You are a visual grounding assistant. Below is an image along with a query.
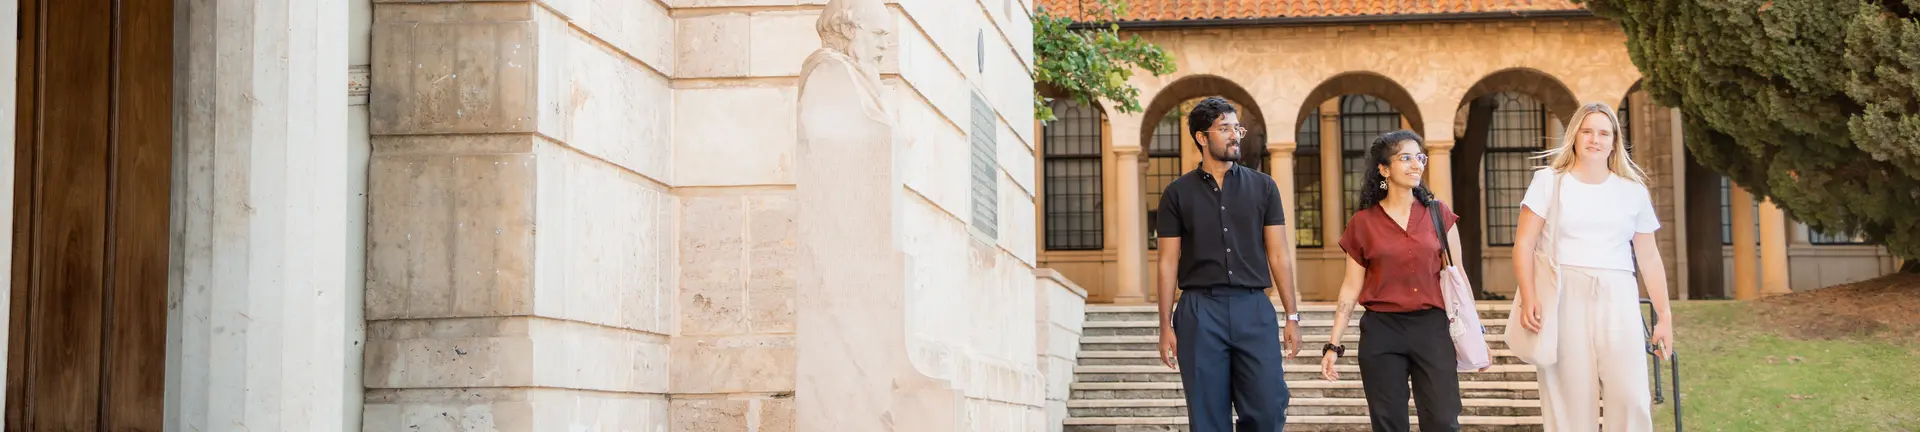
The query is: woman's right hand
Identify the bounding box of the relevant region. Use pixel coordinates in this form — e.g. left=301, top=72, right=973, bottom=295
left=1519, top=298, right=1543, bottom=333
left=1320, top=353, right=1339, bottom=381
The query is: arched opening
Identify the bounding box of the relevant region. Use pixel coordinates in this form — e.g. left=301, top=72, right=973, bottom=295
left=1292, top=72, right=1423, bottom=300
left=1452, top=68, right=1579, bottom=296
left=1138, top=75, right=1270, bottom=251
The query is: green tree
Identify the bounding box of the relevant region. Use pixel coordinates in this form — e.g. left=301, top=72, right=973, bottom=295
left=1577, top=0, right=1920, bottom=271
left=1032, top=0, right=1175, bottom=122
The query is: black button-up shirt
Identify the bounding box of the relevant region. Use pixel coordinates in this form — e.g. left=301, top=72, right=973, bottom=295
left=1155, top=163, right=1287, bottom=290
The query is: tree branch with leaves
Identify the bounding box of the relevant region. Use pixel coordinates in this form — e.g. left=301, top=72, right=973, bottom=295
left=1033, top=0, right=1175, bottom=122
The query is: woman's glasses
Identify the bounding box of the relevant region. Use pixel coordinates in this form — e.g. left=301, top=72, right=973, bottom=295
left=1393, top=153, right=1429, bottom=165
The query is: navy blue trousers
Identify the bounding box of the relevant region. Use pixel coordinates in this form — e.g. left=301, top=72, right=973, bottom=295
left=1173, top=286, right=1290, bottom=432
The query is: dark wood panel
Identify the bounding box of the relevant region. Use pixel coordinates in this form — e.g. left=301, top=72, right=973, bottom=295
left=30, top=0, right=117, bottom=429
left=103, top=0, right=172, bottom=428
left=6, top=0, right=43, bottom=428
left=7, top=0, right=172, bottom=428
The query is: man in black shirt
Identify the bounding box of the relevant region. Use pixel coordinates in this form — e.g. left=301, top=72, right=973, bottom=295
left=1155, top=96, right=1301, bottom=431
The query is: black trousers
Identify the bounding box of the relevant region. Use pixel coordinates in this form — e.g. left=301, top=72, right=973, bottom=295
left=1358, top=308, right=1462, bottom=432
left=1173, top=286, right=1290, bottom=432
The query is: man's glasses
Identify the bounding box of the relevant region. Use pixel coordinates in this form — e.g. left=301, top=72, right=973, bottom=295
left=1207, top=125, right=1248, bottom=136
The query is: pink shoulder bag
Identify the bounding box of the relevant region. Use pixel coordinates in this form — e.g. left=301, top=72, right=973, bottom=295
left=1430, top=200, right=1491, bottom=371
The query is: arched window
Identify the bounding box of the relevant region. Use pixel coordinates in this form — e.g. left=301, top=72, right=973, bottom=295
left=1145, top=109, right=1182, bottom=249
left=1340, top=95, right=1401, bottom=218
left=1484, top=92, right=1551, bottom=246
left=1043, top=99, right=1104, bottom=250
left=1295, top=108, right=1324, bottom=247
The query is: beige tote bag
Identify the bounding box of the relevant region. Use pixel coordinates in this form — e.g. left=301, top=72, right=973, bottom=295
left=1506, top=172, right=1564, bottom=366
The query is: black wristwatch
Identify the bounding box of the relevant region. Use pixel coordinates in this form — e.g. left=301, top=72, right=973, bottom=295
left=1322, top=343, right=1346, bottom=357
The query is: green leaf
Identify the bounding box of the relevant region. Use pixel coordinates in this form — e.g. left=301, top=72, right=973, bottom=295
left=1032, top=0, right=1175, bottom=123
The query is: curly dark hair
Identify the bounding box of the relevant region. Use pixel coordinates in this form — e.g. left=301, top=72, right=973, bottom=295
left=1355, top=129, right=1436, bottom=211
left=1186, top=97, right=1237, bottom=151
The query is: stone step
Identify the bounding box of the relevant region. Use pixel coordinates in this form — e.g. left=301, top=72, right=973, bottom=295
left=1086, top=304, right=1515, bottom=314
left=1069, top=380, right=1539, bottom=401
left=1081, top=319, right=1510, bottom=337
left=1079, top=334, right=1513, bottom=353
left=1084, top=304, right=1514, bottom=323
left=1063, top=415, right=1544, bottom=432
left=1074, top=365, right=1539, bottom=383
left=1074, top=349, right=1530, bottom=367
left=1067, top=398, right=1542, bottom=418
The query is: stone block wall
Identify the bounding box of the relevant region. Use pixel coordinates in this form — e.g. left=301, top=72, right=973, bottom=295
left=668, top=2, right=812, bottom=431
left=887, top=0, right=1048, bottom=429
left=1034, top=270, right=1089, bottom=432
left=672, top=192, right=798, bottom=431
left=365, top=2, right=675, bottom=430
left=364, top=0, right=1042, bottom=430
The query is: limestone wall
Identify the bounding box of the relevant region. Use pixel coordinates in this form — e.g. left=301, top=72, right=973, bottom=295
left=364, top=2, right=675, bottom=429
left=363, top=0, right=1045, bottom=429
left=889, top=0, right=1048, bottom=428
left=669, top=1, right=809, bottom=428
left=1034, top=270, right=1088, bottom=432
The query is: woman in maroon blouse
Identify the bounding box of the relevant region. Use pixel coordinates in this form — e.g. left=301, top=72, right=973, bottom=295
left=1317, top=130, right=1476, bottom=432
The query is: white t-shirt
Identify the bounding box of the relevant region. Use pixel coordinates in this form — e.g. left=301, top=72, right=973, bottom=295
left=1519, top=168, right=1660, bottom=272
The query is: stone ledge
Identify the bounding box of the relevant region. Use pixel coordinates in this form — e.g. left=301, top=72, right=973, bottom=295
left=1036, top=268, right=1089, bottom=299
left=364, top=316, right=669, bottom=393
left=364, top=387, right=668, bottom=431
left=963, top=356, right=1047, bottom=408
left=668, top=334, right=797, bottom=394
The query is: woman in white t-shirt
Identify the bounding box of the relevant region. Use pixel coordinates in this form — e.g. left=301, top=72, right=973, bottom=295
left=1511, top=102, right=1673, bottom=432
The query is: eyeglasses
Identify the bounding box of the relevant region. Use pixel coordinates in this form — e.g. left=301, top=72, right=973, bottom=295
left=1207, top=125, right=1249, bottom=136
left=1394, top=154, right=1429, bottom=165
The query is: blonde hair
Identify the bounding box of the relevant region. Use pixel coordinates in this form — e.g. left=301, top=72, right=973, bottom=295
left=1536, top=101, right=1647, bottom=184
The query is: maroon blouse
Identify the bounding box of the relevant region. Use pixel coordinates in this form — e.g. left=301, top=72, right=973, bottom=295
left=1337, top=201, right=1459, bottom=313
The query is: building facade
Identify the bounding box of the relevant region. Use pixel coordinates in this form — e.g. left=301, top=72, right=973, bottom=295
left=0, top=0, right=1083, bottom=431
left=1032, top=0, right=1903, bottom=305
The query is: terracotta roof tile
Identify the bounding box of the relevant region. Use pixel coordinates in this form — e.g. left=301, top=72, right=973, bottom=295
left=1037, top=0, right=1585, bottom=22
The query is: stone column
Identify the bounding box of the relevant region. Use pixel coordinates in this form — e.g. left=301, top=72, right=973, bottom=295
left=1268, top=141, right=1298, bottom=297
left=1730, top=186, right=1759, bottom=300
left=1759, top=198, right=1792, bottom=296
left=1114, top=146, right=1148, bottom=304
left=1427, top=140, right=1455, bottom=204
left=1319, top=100, right=1344, bottom=250
left=362, top=3, right=675, bottom=430
left=165, top=0, right=351, bottom=430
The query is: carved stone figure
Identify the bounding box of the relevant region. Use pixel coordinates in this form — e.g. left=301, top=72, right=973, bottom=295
left=797, top=1, right=961, bottom=431
left=800, top=0, right=891, bottom=120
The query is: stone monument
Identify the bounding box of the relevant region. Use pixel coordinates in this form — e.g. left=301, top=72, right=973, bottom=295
left=795, top=0, right=961, bottom=431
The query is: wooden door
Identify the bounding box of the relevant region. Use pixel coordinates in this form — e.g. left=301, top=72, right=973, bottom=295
left=6, top=0, right=172, bottom=429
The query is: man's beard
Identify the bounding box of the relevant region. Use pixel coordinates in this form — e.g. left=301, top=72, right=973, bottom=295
left=1209, top=139, right=1242, bottom=162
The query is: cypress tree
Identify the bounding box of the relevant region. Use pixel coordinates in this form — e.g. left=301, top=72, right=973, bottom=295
left=1579, top=0, right=1920, bottom=270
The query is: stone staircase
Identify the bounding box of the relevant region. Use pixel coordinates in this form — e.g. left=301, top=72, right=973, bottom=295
left=1064, top=303, right=1544, bottom=432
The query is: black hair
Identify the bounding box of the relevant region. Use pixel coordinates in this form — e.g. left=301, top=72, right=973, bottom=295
left=1355, top=129, right=1436, bottom=211
left=1187, top=96, right=1237, bottom=150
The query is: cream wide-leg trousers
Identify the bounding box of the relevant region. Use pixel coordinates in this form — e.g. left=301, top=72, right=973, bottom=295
left=1536, top=265, right=1653, bottom=432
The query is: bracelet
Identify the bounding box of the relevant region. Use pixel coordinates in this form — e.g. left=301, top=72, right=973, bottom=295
left=1322, top=343, right=1345, bottom=357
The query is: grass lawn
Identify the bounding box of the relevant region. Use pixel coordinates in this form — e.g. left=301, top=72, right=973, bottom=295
left=1649, top=300, right=1920, bottom=431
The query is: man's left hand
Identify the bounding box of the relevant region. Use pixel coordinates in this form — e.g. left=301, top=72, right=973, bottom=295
left=1282, top=320, right=1301, bottom=359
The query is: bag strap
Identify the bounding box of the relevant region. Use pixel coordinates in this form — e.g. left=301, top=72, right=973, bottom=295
left=1429, top=199, right=1452, bottom=267
left=1545, top=172, right=1566, bottom=264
